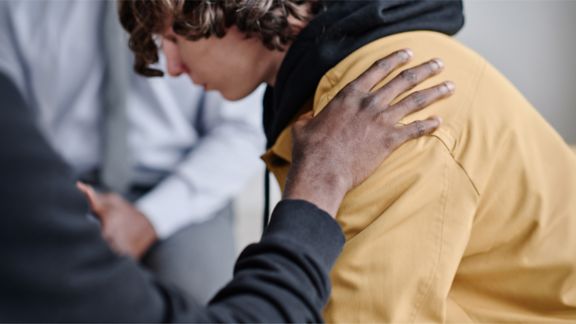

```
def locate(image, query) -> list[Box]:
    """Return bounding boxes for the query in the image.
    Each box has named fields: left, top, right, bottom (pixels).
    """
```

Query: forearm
left=0, top=74, right=168, bottom=322
left=1, top=74, right=344, bottom=322
left=176, top=200, right=345, bottom=323
left=137, top=126, right=263, bottom=238
left=136, top=86, right=264, bottom=238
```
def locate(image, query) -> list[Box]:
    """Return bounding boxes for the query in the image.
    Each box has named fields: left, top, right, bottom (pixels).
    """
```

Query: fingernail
left=400, top=49, right=413, bottom=60
left=431, top=58, right=444, bottom=71
left=443, top=81, right=455, bottom=93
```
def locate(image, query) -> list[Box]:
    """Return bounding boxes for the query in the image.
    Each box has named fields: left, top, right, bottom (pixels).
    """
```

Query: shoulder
left=309, top=32, right=492, bottom=198
left=312, top=32, right=487, bottom=159
left=313, top=31, right=486, bottom=111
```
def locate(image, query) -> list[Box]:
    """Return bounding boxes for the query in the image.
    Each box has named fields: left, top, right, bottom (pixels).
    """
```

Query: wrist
left=134, top=213, right=158, bottom=259
left=283, top=167, right=349, bottom=217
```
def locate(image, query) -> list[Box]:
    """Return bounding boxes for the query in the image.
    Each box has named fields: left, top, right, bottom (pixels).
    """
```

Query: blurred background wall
left=235, top=0, right=576, bottom=250
left=458, top=0, right=576, bottom=143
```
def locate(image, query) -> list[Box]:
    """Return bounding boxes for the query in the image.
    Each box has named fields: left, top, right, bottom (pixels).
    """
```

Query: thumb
left=76, top=181, right=105, bottom=214
left=297, top=110, right=314, bottom=122
left=294, top=111, right=314, bottom=128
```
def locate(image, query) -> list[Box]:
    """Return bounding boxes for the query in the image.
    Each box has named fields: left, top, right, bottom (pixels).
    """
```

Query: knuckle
left=377, top=109, right=394, bottom=124
left=414, top=121, right=426, bottom=137
left=374, top=57, right=392, bottom=71
left=410, top=90, right=427, bottom=108
left=400, top=69, right=418, bottom=85
left=383, top=131, right=401, bottom=150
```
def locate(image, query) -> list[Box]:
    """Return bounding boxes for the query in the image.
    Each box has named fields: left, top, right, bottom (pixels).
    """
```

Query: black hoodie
left=263, top=0, right=465, bottom=148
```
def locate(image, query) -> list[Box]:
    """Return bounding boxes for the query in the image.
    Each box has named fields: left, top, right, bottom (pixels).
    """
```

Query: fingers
left=372, top=58, right=444, bottom=105
left=386, top=81, right=455, bottom=122
left=344, top=49, right=413, bottom=94
left=76, top=181, right=105, bottom=214
left=398, top=116, right=443, bottom=142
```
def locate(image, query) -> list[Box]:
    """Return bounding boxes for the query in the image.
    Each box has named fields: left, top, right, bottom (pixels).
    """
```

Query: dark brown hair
left=118, top=0, right=322, bottom=77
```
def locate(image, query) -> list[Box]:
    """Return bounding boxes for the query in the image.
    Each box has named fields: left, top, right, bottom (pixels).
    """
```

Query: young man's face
left=161, top=24, right=284, bottom=100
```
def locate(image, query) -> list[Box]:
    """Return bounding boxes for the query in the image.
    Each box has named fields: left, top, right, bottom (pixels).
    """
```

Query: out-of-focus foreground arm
left=0, top=72, right=343, bottom=322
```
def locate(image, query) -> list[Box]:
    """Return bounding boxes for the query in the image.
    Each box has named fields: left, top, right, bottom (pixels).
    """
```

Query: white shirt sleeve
left=136, top=86, right=266, bottom=238
left=0, top=1, right=28, bottom=97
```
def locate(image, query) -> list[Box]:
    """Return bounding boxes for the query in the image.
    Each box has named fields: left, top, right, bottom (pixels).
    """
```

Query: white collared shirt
left=0, top=0, right=265, bottom=238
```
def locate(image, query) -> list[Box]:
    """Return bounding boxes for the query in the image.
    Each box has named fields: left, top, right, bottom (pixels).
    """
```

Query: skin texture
left=161, top=25, right=286, bottom=100
left=284, top=50, right=454, bottom=216
left=77, top=1, right=453, bottom=258
left=77, top=183, right=157, bottom=259
left=78, top=47, right=454, bottom=257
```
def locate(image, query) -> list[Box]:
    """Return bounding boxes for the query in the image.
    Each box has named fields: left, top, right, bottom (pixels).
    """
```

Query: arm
left=0, top=86, right=334, bottom=323
left=0, top=49, right=447, bottom=321
left=136, top=87, right=265, bottom=238
left=309, top=52, right=476, bottom=322
left=2, top=73, right=317, bottom=322
left=182, top=49, right=450, bottom=321
left=184, top=199, right=344, bottom=322
left=76, top=84, right=266, bottom=259
left=0, top=73, right=168, bottom=322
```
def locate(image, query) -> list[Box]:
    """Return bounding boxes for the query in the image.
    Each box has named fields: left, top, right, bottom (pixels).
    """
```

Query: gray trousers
left=141, top=203, right=236, bottom=305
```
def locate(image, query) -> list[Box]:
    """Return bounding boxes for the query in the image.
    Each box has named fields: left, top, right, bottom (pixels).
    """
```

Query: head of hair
left=118, top=0, right=322, bottom=77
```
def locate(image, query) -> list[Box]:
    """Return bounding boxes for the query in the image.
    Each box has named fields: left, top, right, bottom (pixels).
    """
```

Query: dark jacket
left=0, top=72, right=344, bottom=322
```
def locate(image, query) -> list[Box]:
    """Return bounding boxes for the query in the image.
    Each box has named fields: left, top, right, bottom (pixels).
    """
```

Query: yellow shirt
left=262, top=31, right=576, bottom=322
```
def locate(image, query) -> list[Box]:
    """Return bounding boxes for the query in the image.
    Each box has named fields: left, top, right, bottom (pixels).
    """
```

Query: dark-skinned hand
left=284, top=49, right=454, bottom=216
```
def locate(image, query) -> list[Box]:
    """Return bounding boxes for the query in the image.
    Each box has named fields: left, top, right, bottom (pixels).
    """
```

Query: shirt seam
left=410, top=146, right=450, bottom=322
left=408, top=61, right=488, bottom=319
left=441, top=60, right=489, bottom=197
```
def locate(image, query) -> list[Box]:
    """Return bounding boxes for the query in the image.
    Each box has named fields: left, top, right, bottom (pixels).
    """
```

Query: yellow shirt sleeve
left=264, top=31, right=576, bottom=322
left=322, top=128, right=478, bottom=322
left=311, top=36, right=480, bottom=321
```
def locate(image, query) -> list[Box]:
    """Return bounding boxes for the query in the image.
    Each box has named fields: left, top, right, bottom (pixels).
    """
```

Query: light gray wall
left=457, top=0, right=576, bottom=143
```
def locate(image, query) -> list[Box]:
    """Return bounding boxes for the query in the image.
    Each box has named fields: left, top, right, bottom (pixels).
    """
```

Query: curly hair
left=118, top=0, right=322, bottom=77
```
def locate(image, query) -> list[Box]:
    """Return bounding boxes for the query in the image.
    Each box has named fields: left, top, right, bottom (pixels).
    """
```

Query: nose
left=162, top=40, right=186, bottom=77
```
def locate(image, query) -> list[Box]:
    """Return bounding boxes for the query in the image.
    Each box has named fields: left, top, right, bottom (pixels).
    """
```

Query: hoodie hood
left=263, top=0, right=465, bottom=148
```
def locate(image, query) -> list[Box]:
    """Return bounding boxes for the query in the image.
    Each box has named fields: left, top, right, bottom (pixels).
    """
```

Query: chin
left=220, top=86, right=258, bottom=101
left=221, top=92, right=245, bottom=101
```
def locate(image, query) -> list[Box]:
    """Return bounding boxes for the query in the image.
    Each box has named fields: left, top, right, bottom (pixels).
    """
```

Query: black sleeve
left=0, top=73, right=172, bottom=322
left=187, top=200, right=345, bottom=323
left=0, top=72, right=344, bottom=322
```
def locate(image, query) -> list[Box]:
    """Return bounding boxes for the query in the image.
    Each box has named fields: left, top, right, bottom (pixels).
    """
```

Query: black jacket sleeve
left=188, top=200, right=344, bottom=322
left=0, top=72, right=344, bottom=322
